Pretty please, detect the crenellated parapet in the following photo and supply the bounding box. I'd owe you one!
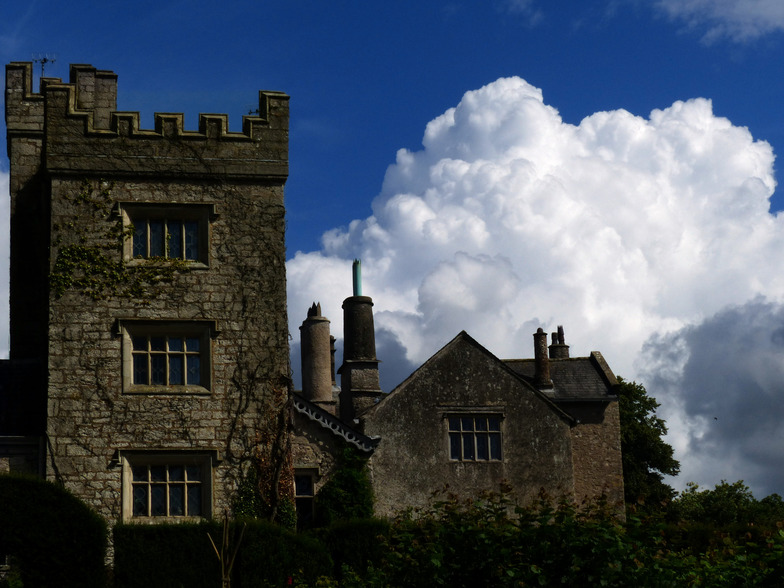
[5,62,289,179]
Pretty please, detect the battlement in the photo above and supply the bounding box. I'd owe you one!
[6,62,289,179]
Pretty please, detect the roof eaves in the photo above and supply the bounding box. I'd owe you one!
[292,394,379,453]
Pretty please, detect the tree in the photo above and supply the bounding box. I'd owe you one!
[671,480,784,526]
[617,378,680,509]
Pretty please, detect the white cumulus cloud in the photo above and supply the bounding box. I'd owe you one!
[287,76,784,494]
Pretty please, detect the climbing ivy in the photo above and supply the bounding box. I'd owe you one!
[314,447,374,526]
[50,179,189,301]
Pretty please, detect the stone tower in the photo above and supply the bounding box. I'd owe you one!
[3,62,290,522]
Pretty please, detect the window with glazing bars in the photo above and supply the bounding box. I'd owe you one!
[294,472,316,530]
[132,218,199,260]
[131,463,203,517]
[132,335,201,387]
[448,415,502,461]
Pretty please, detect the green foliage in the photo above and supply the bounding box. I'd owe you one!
[308,518,390,581]
[376,491,644,588]
[238,520,331,587]
[0,474,107,588]
[232,457,297,529]
[114,522,219,588]
[232,464,268,519]
[314,448,374,527]
[276,497,299,529]
[671,480,784,527]
[113,519,331,588]
[114,491,784,587]
[618,377,680,509]
[50,180,189,300]
[363,491,784,588]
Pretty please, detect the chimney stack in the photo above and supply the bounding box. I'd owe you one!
[533,328,553,389]
[548,325,570,359]
[339,260,383,422]
[299,302,336,414]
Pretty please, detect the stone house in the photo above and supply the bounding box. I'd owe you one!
[292,276,624,520]
[1,61,622,533]
[1,62,291,523]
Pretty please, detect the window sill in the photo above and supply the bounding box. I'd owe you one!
[125,259,209,270]
[124,385,211,396]
[126,516,206,524]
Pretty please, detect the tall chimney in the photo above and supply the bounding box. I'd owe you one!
[339,260,383,422]
[549,325,570,359]
[299,302,336,414]
[533,328,553,389]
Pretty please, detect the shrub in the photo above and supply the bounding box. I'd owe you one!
[0,473,107,588]
[237,519,331,587]
[309,518,390,580]
[113,522,219,588]
[113,519,331,588]
[314,448,373,527]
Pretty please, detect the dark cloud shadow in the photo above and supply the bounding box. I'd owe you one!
[641,297,784,497]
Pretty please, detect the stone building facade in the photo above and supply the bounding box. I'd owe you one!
[2,63,291,522]
[292,282,624,521]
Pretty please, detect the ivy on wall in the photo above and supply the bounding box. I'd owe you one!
[315,447,374,526]
[50,179,189,301]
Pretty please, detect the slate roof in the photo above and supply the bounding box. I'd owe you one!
[291,392,380,453]
[504,352,618,402]
[371,331,576,422]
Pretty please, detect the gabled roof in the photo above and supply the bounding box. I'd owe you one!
[291,393,379,453]
[504,352,618,402]
[371,331,574,424]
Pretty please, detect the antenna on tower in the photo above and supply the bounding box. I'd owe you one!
[32,53,57,79]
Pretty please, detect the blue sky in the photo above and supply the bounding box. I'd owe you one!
[4,1,784,497]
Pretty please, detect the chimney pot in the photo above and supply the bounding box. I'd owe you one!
[549,324,570,359]
[534,328,553,389]
[300,303,335,412]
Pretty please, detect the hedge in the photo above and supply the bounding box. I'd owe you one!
[0,474,107,588]
[113,519,331,588]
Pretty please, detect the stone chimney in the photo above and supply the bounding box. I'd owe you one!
[339,260,383,422]
[549,325,570,359]
[300,303,336,414]
[533,328,553,389]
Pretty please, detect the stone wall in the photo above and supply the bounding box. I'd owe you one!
[568,401,625,511]
[5,62,291,524]
[363,333,574,517]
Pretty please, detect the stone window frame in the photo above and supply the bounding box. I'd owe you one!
[294,468,318,530]
[120,450,216,522]
[118,202,217,268]
[116,320,218,395]
[442,407,505,463]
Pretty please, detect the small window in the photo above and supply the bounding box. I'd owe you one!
[121,204,214,266]
[448,415,502,462]
[119,321,215,394]
[294,470,316,530]
[122,453,212,521]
